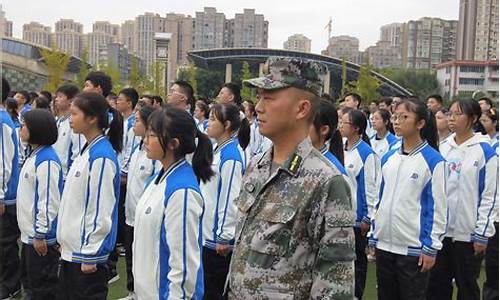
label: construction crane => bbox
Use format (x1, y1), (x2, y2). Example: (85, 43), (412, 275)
(325, 17), (332, 40)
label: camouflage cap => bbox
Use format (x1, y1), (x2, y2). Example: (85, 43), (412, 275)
(243, 56), (328, 96)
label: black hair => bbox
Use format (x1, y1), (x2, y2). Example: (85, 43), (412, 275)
(195, 100), (210, 119)
(173, 80), (195, 111)
(374, 108), (394, 134)
(343, 92), (362, 108)
(29, 92), (39, 103)
(449, 99), (487, 135)
(119, 87), (139, 109)
(313, 99), (344, 165)
(5, 98), (18, 122)
(16, 90), (31, 104)
(39, 90), (52, 103)
(482, 107), (499, 132)
(33, 97), (51, 110)
(395, 99), (439, 151)
(152, 95), (163, 106)
(427, 94), (443, 104)
(23, 109), (58, 145)
(138, 105), (155, 127)
(2, 77), (10, 102)
(379, 97), (393, 107)
(221, 83), (242, 106)
(73, 92), (123, 153)
(85, 71), (113, 97)
(479, 97), (494, 108)
(210, 103), (250, 150)
(345, 108), (371, 145)
(148, 106), (214, 183)
(56, 84), (80, 99)
(244, 100), (256, 118)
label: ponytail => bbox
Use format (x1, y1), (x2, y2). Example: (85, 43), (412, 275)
(314, 99), (344, 165)
(450, 98), (487, 135)
(238, 117), (251, 150)
(329, 129), (344, 165)
(346, 109), (371, 146)
(395, 99), (439, 151)
(106, 107), (124, 153)
(193, 130), (215, 183)
(210, 103), (249, 150)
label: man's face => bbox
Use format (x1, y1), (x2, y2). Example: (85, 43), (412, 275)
(255, 88), (308, 141)
(116, 93), (131, 114)
(55, 92), (71, 112)
(217, 87), (234, 104)
(14, 93), (26, 106)
(83, 81), (101, 95)
(167, 84), (187, 109)
(344, 95), (359, 109)
(426, 98), (442, 113)
(479, 100), (492, 112)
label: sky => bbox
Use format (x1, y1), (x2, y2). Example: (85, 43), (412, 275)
(2, 0), (459, 53)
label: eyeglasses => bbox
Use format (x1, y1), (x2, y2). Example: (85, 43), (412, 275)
(390, 114), (410, 123)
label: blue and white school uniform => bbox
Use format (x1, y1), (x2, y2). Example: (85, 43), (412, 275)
(246, 121), (271, 161)
(197, 119), (209, 134)
(344, 140), (379, 226)
(369, 141), (447, 257)
(121, 113), (140, 174)
(133, 159), (204, 299)
(57, 135), (120, 264)
(19, 103), (31, 122)
(53, 115), (86, 179)
(320, 145), (351, 185)
(201, 137), (245, 249)
(370, 132), (399, 158)
(16, 146), (63, 245)
(440, 133), (498, 244)
(0, 108), (19, 206)
(125, 140), (159, 227)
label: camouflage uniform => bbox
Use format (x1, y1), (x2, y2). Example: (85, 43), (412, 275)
(228, 57), (356, 300)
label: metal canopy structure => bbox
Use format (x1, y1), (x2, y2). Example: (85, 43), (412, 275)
(188, 48), (412, 98)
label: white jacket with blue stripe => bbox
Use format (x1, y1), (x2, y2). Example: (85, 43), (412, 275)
(17, 146), (63, 245)
(57, 135), (120, 264)
(344, 140), (379, 226)
(133, 159), (204, 300)
(440, 133), (498, 244)
(370, 132), (399, 158)
(201, 137), (245, 249)
(53, 115), (85, 179)
(369, 141), (447, 257)
(0, 109), (19, 206)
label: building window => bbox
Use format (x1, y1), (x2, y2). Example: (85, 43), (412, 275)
(459, 78), (485, 85)
(459, 65), (485, 73)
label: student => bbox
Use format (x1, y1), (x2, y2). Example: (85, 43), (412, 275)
(16, 109), (63, 300)
(243, 100), (271, 160)
(426, 95), (444, 114)
(133, 106), (213, 299)
(0, 77), (21, 300)
(436, 108), (452, 143)
(339, 107), (379, 300)
(14, 90), (32, 120)
(56, 92), (123, 300)
(343, 92), (362, 109)
(370, 108), (398, 158)
(200, 103), (249, 300)
(53, 84), (85, 179)
(369, 98), (447, 300)
(194, 100), (209, 134)
(217, 83), (242, 106)
(167, 80), (195, 114)
(480, 107), (499, 144)
(428, 99), (498, 300)
(152, 95), (163, 109)
(478, 97), (494, 112)
(119, 106), (157, 300)
(116, 88), (140, 172)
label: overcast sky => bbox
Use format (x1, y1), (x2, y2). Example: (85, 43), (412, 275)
(2, 0), (459, 53)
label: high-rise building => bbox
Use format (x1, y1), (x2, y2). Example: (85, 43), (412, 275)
(402, 17), (458, 69)
(283, 34), (311, 52)
(121, 20), (136, 53)
(230, 9), (268, 48)
(87, 21), (120, 66)
(54, 19), (84, 57)
(194, 7), (226, 49)
(135, 13), (165, 73)
(322, 35), (359, 63)
(0, 6), (13, 37)
(365, 41), (401, 68)
(23, 22), (52, 47)
(457, 0), (499, 61)
(380, 23), (404, 47)
(99, 42), (146, 83)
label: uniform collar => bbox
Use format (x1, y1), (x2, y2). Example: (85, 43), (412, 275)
(257, 136), (313, 177)
(399, 140), (428, 156)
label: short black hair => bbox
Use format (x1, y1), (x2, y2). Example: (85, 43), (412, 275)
(2, 77), (10, 102)
(426, 94), (443, 104)
(343, 92), (362, 108)
(152, 95), (163, 105)
(29, 92), (39, 103)
(173, 80), (195, 107)
(33, 97), (51, 110)
(39, 90), (52, 102)
(85, 71), (113, 97)
(56, 84), (80, 99)
(221, 83), (242, 106)
(16, 90), (31, 103)
(23, 109), (58, 145)
(379, 97), (393, 107)
(479, 97), (494, 108)
(119, 87), (139, 109)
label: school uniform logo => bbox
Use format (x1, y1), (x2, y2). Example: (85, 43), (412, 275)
(24, 173), (29, 178)
(473, 160), (479, 167)
(145, 207), (152, 214)
(140, 166), (145, 171)
(75, 171), (81, 177)
(347, 164), (354, 169)
(410, 173), (419, 180)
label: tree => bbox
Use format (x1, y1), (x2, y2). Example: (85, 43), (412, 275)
(129, 57), (142, 89)
(40, 48), (70, 93)
(76, 48), (90, 89)
(378, 68), (440, 100)
(100, 60), (122, 94)
(240, 61), (254, 102)
(339, 58), (349, 101)
(150, 62), (166, 98)
(354, 64), (382, 102)
(195, 68), (224, 100)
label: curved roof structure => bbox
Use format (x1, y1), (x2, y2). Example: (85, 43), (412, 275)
(188, 48), (412, 97)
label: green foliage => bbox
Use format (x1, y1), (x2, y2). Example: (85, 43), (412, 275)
(339, 58), (349, 101)
(100, 60), (122, 94)
(76, 48), (90, 89)
(195, 68), (224, 100)
(151, 62), (166, 98)
(40, 48), (70, 93)
(378, 68), (440, 100)
(240, 61), (254, 102)
(342, 64), (381, 104)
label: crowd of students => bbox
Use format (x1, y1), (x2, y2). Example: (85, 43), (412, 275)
(0, 69), (498, 300)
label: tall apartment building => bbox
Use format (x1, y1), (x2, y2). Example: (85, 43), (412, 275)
(23, 22), (52, 47)
(54, 19), (84, 57)
(230, 9), (268, 48)
(0, 6), (13, 37)
(365, 41), (401, 68)
(121, 20), (136, 53)
(134, 13), (165, 73)
(380, 23), (404, 47)
(322, 35), (360, 63)
(86, 21), (120, 66)
(194, 7), (227, 49)
(457, 0), (499, 61)
(283, 34), (311, 52)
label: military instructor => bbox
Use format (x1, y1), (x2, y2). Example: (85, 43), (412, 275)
(228, 57), (356, 299)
